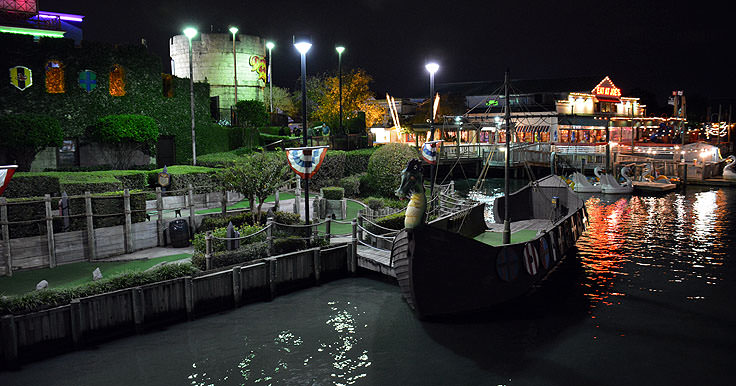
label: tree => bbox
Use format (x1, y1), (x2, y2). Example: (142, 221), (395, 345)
(85, 114), (159, 169)
(0, 114), (63, 171)
(311, 68), (384, 133)
(366, 143), (419, 197)
(217, 152), (289, 223)
(271, 86), (298, 118)
(235, 100), (269, 127)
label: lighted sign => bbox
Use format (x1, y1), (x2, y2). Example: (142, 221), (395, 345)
(486, 99), (498, 106)
(9, 66), (32, 90)
(249, 56), (267, 85)
(592, 76), (621, 101)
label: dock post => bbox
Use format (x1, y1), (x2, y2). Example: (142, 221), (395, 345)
(204, 232), (213, 270)
(156, 187), (164, 246)
(232, 266), (242, 306)
(123, 189), (133, 254)
(1, 197), (12, 276)
(184, 276), (194, 320)
(44, 194), (56, 268)
(350, 219), (358, 274)
(325, 218), (331, 245)
(1, 314), (18, 369)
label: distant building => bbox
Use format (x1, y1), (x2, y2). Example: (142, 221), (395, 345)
(0, 1), (84, 44)
(170, 31), (267, 119)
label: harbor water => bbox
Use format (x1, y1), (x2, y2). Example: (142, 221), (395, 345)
(3, 181), (735, 386)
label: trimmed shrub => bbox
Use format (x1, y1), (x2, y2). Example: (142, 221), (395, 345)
(197, 122), (236, 158)
(344, 148), (375, 176)
(87, 114), (159, 153)
(147, 165), (219, 193)
(366, 212), (405, 236)
(191, 241), (269, 270)
(321, 187), (344, 200)
(192, 224), (265, 254)
(3, 170), (149, 198)
(197, 149), (248, 168)
(310, 150), (346, 190)
(364, 197), (384, 211)
(0, 263), (198, 315)
(272, 236), (307, 255)
(198, 211), (300, 234)
(0, 114), (63, 172)
(338, 174), (362, 197)
(3, 174), (61, 198)
(359, 173), (376, 197)
(366, 143), (418, 197)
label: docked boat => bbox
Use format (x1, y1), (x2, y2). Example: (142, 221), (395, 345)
(570, 170), (601, 193)
(595, 166), (633, 194)
(724, 155), (736, 180)
(390, 71), (587, 319)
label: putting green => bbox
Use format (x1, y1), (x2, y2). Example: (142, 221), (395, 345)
(473, 229), (538, 246)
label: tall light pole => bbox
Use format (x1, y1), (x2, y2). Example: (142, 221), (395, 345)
(425, 61), (439, 204)
(266, 41), (274, 114)
(336, 46), (345, 135)
(229, 27), (238, 110)
(184, 27), (198, 165)
(294, 37), (312, 225)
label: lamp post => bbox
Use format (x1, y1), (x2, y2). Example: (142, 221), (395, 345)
(336, 46), (345, 135)
(425, 62), (439, 206)
(229, 27), (238, 116)
(266, 41), (274, 113)
(184, 27), (198, 165)
(294, 37), (312, 225)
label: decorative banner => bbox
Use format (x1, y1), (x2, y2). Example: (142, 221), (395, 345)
(249, 55), (267, 85)
(45, 60), (65, 94)
(421, 140), (443, 165)
(523, 242), (539, 275)
(109, 64), (125, 96)
(496, 247), (520, 282)
(0, 165), (18, 197)
(285, 146), (328, 179)
(78, 69), (97, 92)
(9, 66), (32, 91)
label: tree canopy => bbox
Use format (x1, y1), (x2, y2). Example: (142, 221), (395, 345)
(311, 68), (383, 133)
(0, 114), (63, 171)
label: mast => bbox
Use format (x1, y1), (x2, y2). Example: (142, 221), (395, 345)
(503, 69), (511, 245)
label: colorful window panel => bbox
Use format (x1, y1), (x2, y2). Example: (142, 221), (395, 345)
(45, 60), (65, 94)
(109, 64), (126, 96)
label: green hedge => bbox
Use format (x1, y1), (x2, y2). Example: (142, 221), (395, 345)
(259, 133), (300, 148)
(198, 211), (300, 234)
(338, 174), (362, 197)
(0, 264), (198, 315)
(321, 187), (344, 200)
(147, 165), (218, 193)
(366, 212), (405, 236)
(344, 148), (375, 176)
(310, 151), (347, 190)
(192, 223), (265, 254)
(366, 143), (418, 197)
(3, 170), (149, 198)
(197, 123), (237, 158)
(191, 241), (269, 270)
(4, 191), (147, 239)
(272, 236), (307, 255)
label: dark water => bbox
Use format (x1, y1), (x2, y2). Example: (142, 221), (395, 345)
(3, 185), (736, 386)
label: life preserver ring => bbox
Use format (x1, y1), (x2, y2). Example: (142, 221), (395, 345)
(496, 247), (520, 282)
(523, 242), (540, 275)
(538, 236), (551, 269)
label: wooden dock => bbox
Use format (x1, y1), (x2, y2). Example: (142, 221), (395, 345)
(356, 245), (395, 278)
(685, 177), (736, 187)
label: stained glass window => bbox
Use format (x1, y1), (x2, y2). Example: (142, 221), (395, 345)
(109, 64), (126, 96)
(45, 60), (64, 94)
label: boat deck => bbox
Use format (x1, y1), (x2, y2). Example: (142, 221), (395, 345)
(476, 219), (553, 246)
(633, 181), (677, 193)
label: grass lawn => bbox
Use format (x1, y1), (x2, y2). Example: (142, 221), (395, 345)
(195, 192), (299, 215)
(0, 253), (191, 297)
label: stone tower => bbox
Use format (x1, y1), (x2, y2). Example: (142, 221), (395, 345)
(170, 32), (266, 111)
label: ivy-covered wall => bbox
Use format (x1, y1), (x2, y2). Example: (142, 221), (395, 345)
(0, 34), (229, 164)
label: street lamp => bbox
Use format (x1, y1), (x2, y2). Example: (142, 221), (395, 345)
(184, 27), (198, 165)
(294, 36), (312, 225)
(425, 61), (439, 205)
(336, 46), (345, 135)
(266, 41), (274, 113)
(229, 27), (238, 110)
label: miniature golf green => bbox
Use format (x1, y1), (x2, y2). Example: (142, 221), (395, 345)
(0, 254), (191, 297)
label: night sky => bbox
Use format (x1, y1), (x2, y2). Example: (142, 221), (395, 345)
(42, 0), (731, 106)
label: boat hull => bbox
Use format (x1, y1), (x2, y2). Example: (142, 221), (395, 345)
(392, 178), (588, 318)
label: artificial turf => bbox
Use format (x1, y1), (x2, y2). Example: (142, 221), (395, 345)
(473, 229), (539, 246)
(0, 253), (191, 297)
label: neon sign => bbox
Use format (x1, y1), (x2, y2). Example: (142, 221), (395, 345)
(592, 76), (621, 101)
(249, 56), (267, 85)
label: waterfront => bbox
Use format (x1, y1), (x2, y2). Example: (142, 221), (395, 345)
(3, 184), (735, 386)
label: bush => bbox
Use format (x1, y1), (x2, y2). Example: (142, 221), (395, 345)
(366, 212), (405, 236)
(198, 211), (300, 233)
(0, 114), (63, 172)
(3, 171), (149, 198)
(192, 223), (265, 254)
(197, 123), (237, 158)
(235, 100), (269, 127)
(344, 148), (375, 176)
(366, 143), (418, 197)
(147, 165), (218, 193)
(0, 263), (198, 315)
(338, 174), (362, 197)
(197, 149), (248, 168)
(191, 241), (269, 270)
(309, 150), (346, 190)
(321, 187), (344, 200)
(3, 174), (61, 198)
(359, 173), (376, 197)
(364, 197), (384, 211)
(272, 236), (307, 255)
(87, 114), (159, 152)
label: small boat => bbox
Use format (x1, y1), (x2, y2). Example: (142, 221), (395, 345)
(570, 171), (601, 193)
(633, 163), (676, 193)
(596, 166), (633, 194)
(723, 155), (736, 180)
(390, 71), (587, 319)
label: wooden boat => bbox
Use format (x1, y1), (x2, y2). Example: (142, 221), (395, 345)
(391, 175), (587, 318)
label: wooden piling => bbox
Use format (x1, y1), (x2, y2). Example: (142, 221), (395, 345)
(44, 194), (56, 268)
(1, 197), (12, 276)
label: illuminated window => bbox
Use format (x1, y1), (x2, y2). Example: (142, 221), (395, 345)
(162, 74), (173, 98)
(109, 64), (126, 96)
(45, 60), (64, 94)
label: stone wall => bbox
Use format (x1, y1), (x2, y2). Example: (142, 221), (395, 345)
(170, 33), (266, 110)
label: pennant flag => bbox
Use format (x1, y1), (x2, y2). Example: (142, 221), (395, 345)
(285, 146), (328, 179)
(0, 165), (18, 196)
(78, 70), (97, 92)
(421, 140), (443, 165)
(9, 66), (32, 91)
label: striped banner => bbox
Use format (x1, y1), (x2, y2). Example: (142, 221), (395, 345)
(0, 165), (18, 196)
(285, 146), (328, 179)
(421, 140), (443, 165)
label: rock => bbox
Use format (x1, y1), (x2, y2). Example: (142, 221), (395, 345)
(92, 267), (103, 281)
(36, 280), (48, 290)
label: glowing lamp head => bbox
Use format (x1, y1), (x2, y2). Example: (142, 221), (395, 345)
(294, 41), (312, 55)
(425, 62), (439, 75)
(335, 46), (345, 54)
(266, 41), (275, 50)
(183, 27), (197, 40)
(229, 26), (238, 35)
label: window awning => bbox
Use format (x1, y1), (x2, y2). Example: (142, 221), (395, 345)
(515, 125), (549, 133)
